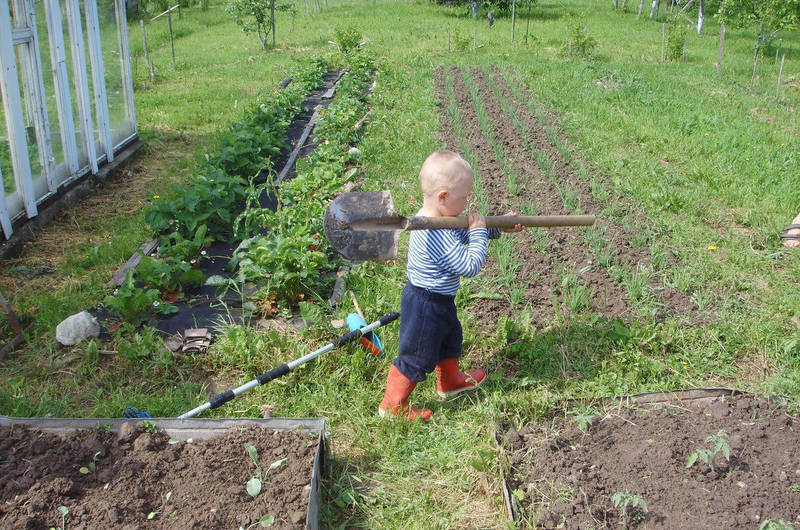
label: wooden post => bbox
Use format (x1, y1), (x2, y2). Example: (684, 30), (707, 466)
(716, 23), (725, 76)
(638, 0), (644, 19)
(448, 31), (451, 52)
(473, 27), (477, 51)
(777, 52), (786, 100)
(511, 0), (516, 42)
(167, 9), (175, 69)
(749, 45), (759, 94)
(140, 19), (155, 82)
(661, 23), (666, 62)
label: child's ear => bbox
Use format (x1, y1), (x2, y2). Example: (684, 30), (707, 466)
(437, 190), (448, 202)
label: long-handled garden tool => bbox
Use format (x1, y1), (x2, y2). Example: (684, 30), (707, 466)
(176, 312), (399, 419)
(324, 191), (596, 261)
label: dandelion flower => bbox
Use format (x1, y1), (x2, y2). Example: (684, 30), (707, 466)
(707, 245), (717, 251)
(153, 195), (160, 199)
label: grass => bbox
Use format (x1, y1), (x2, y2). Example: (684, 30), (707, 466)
(2, 0), (800, 526)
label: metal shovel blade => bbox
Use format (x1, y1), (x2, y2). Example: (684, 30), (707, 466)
(324, 191), (403, 261)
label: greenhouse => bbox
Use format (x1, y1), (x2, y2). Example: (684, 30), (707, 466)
(0, 0), (137, 239)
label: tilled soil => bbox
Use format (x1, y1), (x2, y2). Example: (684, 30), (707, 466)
(0, 423), (319, 529)
(502, 394), (800, 528)
(433, 66), (694, 327)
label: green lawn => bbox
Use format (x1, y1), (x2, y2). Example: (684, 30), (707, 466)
(2, 0), (800, 526)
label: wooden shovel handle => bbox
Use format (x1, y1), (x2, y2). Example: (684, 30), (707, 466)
(405, 214), (596, 230)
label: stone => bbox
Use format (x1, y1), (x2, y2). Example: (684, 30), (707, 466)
(56, 311), (100, 345)
(348, 147), (362, 157)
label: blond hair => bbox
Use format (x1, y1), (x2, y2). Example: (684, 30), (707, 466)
(419, 150), (474, 196)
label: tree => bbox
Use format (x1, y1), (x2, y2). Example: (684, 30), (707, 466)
(717, 0), (800, 47)
(226, 0), (295, 50)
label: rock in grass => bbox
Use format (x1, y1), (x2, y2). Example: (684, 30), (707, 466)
(56, 311), (100, 345)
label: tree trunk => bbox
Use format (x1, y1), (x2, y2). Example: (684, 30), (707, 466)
(471, 0), (480, 18)
(270, 0), (276, 47)
(716, 23), (725, 76)
(511, 0), (516, 41)
(697, 0), (704, 35)
(612, 0), (619, 9)
(650, 0), (659, 19)
(638, 0), (645, 19)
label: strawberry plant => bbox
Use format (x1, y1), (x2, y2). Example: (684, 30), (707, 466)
(104, 271), (178, 326)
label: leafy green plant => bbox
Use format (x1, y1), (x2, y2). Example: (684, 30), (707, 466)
(104, 271), (177, 326)
(157, 225), (213, 262)
(686, 429), (731, 473)
(759, 519), (795, 530)
(136, 255), (205, 293)
(240, 514), (276, 530)
(611, 491), (648, 525)
(572, 408), (598, 432)
(244, 443), (287, 498)
(565, 20), (596, 57)
(79, 451), (102, 474)
(451, 26), (471, 52)
(141, 420), (159, 434)
(333, 25), (362, 54)
(666, 19), (687, 62)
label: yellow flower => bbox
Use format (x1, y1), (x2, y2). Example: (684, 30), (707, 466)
(153, 195), (160, 199)
(704, 132), (710, 136)
(707, 245), (717, 251)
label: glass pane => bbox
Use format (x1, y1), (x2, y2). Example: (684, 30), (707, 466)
(80, 0), (102, 156)
(0, 90), (14, 195)
(63, 0), (90, 170)
(102, 0), (134, 146)
(15, 45), (43, 188)
(34, 0), (71, 186)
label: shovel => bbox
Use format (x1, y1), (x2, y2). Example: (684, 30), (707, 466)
(324, 191), (596, 261)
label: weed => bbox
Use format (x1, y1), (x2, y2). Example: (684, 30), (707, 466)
(141, 420), (158, 434)
(49, 505), (69, 530)
(560, 272), (590, 313)
(686, 429), (731, 473)
(571, 407), (598, 432)
(147, 490), (173, 520)
(611, 491), (648, 525)
(79, 451), (102, 474)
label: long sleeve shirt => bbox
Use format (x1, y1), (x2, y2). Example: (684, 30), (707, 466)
(407, 227), (501, 296)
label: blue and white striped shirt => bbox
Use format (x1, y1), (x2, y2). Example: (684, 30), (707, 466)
(407, 227), (501, 296)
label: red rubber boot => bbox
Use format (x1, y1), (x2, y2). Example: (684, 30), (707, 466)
(378, 365), (432, 421)
(435, 357), (486, 399)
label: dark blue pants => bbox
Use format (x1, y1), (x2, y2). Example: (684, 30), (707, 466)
(394, 283), (462, 382)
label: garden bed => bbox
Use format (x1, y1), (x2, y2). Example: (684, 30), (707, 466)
(433, 65), (695, 328)
(501, 391), (799, 528)
(0, 417), (325, 529)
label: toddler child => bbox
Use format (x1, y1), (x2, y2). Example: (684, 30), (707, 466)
(379, 150), (522, 420)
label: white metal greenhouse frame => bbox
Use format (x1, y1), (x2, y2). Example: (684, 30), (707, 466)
(0, 0), (137, 240)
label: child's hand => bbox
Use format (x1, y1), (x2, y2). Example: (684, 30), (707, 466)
(467, 213), (486, 229)
(502, 211), (524, 233)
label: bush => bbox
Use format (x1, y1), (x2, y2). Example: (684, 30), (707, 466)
(334, 26), (362, 54)
(666, 20), (687, 62)
(565, 20), (596, 58)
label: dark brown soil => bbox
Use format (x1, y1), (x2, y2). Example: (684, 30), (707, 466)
(0, 423), (318, 529)
(432, 66), (695, 328)
(502, 394), (800, 528)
